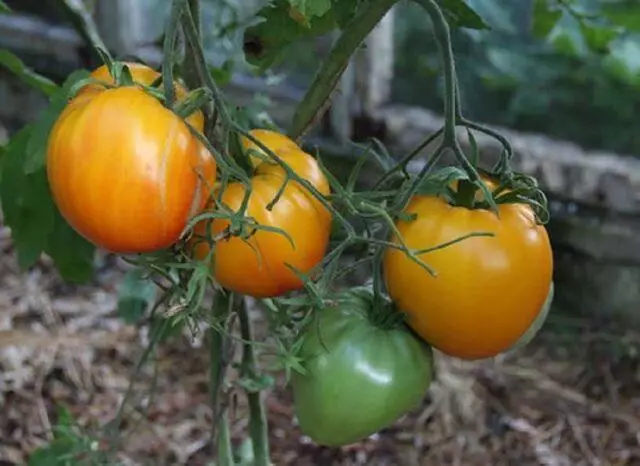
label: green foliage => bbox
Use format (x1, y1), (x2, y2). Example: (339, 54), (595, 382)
(243, 0), (494, 72)
(0, 70), (96, 282)
(289, 0), (332, 22)
(117, 268), (158, 324)
(532, 0), (563, 37)
(438, 0), (490, 29)
(393, 0), (640, 156)
(243, 0), (338, 71)
(0, 0), (9, 13)
(27, 406), (108, 466)
(0, 50), (59, 96)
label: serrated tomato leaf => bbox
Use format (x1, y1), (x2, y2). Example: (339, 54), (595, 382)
(244, 0), (337, 71)
(0, 50), (58, 96)
(437, 0), (490, 30)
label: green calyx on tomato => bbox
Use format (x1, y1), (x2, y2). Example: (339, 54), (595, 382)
(47, 62), (216, 254)
(383, 175), (554, 360)
(291, 286), (434, 447)
(191, 129), (332, 299)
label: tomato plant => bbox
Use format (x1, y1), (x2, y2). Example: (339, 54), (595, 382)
(191, 129), (331, 298)
(46, 63), (216, 254)
(383, 189), (553, 360)
(0, 0), (571, 463)
(291, 287), (434, 447)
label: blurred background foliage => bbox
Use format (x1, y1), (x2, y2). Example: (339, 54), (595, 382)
(4, 0), (640, 157)
(192, 0), (640, 158)
(393, 0), (640, 157)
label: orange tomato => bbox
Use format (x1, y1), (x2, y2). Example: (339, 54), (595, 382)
(383, 193), (553, 360)
(192, 132), (331, 298)
(240, 128), (300, 169)
(78, 62), (204, 130)
(46, 63), (216, 254)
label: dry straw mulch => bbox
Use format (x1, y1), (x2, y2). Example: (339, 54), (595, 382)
(0, 223), (638, 466)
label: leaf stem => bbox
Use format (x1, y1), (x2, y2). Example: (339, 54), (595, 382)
(238, 298), (270, 466)
(182, 0), (202, 91)
(162, 0), (186, 108)
(289, 0), (398, 141)
(60, 0), (112, 64)
(209, 290), (234, 463)
(414, 0), (456, 142)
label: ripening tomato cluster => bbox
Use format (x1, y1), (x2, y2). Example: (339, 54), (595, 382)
(290, 178), (554, 447)
(46, 62), (333, 300)
(46, 61), (554, 449)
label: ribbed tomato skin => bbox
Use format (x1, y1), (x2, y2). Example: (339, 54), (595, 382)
(192, 130), (332, 298)
(383, 194), (553, 360)
(47, 83), (216, 254)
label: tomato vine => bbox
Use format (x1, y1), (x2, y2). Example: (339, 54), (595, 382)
(0, 0), (559, 463)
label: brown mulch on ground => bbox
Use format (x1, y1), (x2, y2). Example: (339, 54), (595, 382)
(0, 223), (639, 466)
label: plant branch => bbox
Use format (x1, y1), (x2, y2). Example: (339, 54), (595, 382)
(413, 0), (456, 142)
(209, 290), (234, 463)
(182, 0), (202, 91)
(238, 298), (270, 466)
(162, 0), (186, 108)
(61, 0), (112, 64)
(289, 0), (398, 141)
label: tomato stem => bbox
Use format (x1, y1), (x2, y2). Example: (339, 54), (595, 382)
(209, 290), (234, 463)
(182, 0), (201, 91)
(161, 0), (185, 108)
(289, 0), (399, 141)
(238, 298), (271, 466)
(455, 179), (478, 209)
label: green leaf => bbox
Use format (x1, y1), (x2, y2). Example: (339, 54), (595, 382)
(24, 69), (89, 174)
(0, 129), (55, 269)
(117, 268), (157, 324)
(437, 0), (490, 30)
(0, 49), (58, 96)
(331, 0), (365, 28)
(0, 1), (10, 13)
(243, 0), (338, 71)
(288, 0), (332, 25)
(0, 75), (96, 282)
(531, 0), (562, 38)
(46, 211), (95, 283)
(579, 21), (619, 53)
(602, 1), (640, 32)
(548, 13), (588, 58)
(210, 60), (234, 86)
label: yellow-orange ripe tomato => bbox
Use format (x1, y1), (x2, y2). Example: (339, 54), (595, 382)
(383, 193), (553, 360)
(47, 64), (216, 254)
(193, 134), (331, 298)
(79, 62), (204, 130)
(240, 128), (300, 168)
